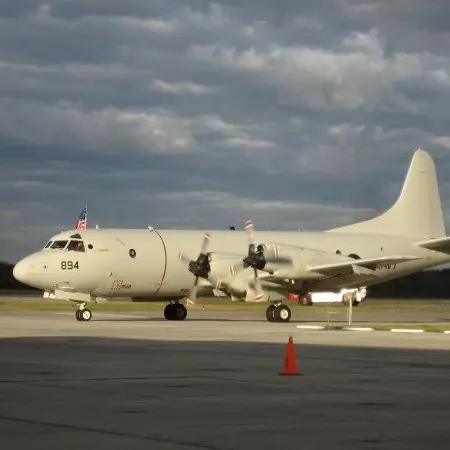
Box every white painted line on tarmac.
[296,325,325,330]
[343,327,374,331]
[444,331,450,334]
[390,328,424,333]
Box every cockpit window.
[44,241,53,249]
[67,240,85,252]
[50,240,68,250]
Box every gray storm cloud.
[1,0,450,262]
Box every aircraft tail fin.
[329,148,446,239]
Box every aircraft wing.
[306,255,423,277]
[417,236,450,254]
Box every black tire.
[266,305,276,322]
[164,304,175,320]
[174,304,187,320]
[81,309,92,321]
[75,310,83,321]
[274,304,291,323]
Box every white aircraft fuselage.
[13,228,449,299]
[12,148,450,322]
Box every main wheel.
[266,305,276,322]
[81,309,92,321]
[174,304,187,320]
[75,308,92,321]
[274,304,291,323]
[164,304,176,320]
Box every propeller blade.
[228,261,247,280]
[181,233,213,306]
[200,233,211,254]
[242,220,267,301]
[178,250,193,264]
[212,276,229,292]
[244,220,256,253]
[187,277,200,306]
[252,268,265,301]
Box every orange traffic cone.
[279,336,301,375]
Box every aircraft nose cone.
[13,259,29,284]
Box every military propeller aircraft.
[13,148,450,323]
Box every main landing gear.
[74,302,92,322]
[164,302,188,321]
[266,303,291,323]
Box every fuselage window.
[50,240,68,250]
[67,240,85,252]
[129,249,136,258]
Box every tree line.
[1,260,449,298]
[0,261,35,290]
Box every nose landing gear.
[74,303,92,321]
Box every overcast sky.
[1,0,450,263]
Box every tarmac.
[1,297,450,449]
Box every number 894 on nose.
[61,261,79,270]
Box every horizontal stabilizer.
[307,255,423,277]
[417,236,450,254]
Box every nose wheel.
[75,303,92,321]
[164,303,188,321]
[266,304,291,323]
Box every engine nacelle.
[261,243,353,281]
